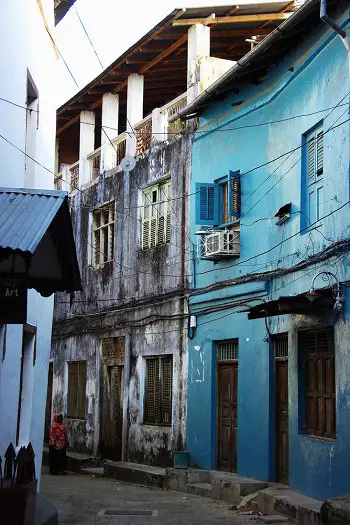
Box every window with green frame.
[141,180,171,249]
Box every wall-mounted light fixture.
[308,271,343,312]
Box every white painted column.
[126,73,144,156]
[101,92,119,171]
[152,108,167,143]
[79,110,95,185]
[187,23,210,103]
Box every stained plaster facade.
[52,135,191,466]
[187,3,350,500]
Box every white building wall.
[0,0,59,485]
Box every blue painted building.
[183,0,350,501]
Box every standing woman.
[49,413,69,475]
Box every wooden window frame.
[92,201,115,268]
[195,170,241,228]
[301,123,324,230]
[144,355,172,427]
[141,180,171,250]
[67,361,87,420]
[299,327,335,440]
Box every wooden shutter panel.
[195,183,218,225]
[68,363,78,418]
[145,358,160,424]
[77,362,86,419]
[161,357,172,425]
[316,130,324,176]
[307,136,315,182]
[228,170,241,219]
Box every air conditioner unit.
[197,230,240,259]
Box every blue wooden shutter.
[195,183,218,225]
[228,170,241,219]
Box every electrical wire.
[73,6,104,70]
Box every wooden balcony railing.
[135,116,152,156]
[87,148,101,181]
[111,133,127,168]
[69,161,79,192]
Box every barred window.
[67,361,86,420]
[299,327,335,439]
[141,181,171,250]
[144,356,172,426]
[92,201,115,267]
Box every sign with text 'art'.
[0,275,27,324]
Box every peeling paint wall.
[52,134,191,465]
[187,5,350,501]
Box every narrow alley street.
[40,468,262,525]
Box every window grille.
[217,340,238,361]
[141,181,171,250]
[144,356,172,426]
[67,361,86,419]
[299,327,335,439]
[92,201,115,267]
[275,335,288,359]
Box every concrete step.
[104,460,166,488]
[80,467,104,478]
[185,482,214,498]
[257,485,323,525]
[42,444,100,473]
[211,472,268,504]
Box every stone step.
[42,444,100,473]
[80,467,105,478]
[257,485,323,525]
[185,482,214,499]
[104,460,166,488]
[211,472,268,504]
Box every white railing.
[135,115,152,155]
[87,147,101,182]
[69,161,79,192]
[111,133,127,168]
[162,92,187,137]
[197,230,240,259]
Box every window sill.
[142,423,172,428]
[300,433,336,443]
[66,417,86,422]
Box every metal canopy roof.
[0,188,81,296]
[57,1,297,138]
[247,288,335,319]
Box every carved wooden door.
[275,335,289,484]
[217,361,238,472]
[102,365,124,461]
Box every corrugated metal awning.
[0,188,81,296]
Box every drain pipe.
[320,0,346,38]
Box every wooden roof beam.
[173,13,293,26]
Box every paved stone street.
[40,467,260,525]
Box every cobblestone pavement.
[40,467,260,525]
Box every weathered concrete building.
[50,2,299,466]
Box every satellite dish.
[120,156,136,172]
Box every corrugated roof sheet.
[0,188,67,254]
[54,0,77,25]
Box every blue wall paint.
[188,6,350,501]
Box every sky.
[54,0,235,106]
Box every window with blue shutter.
[301,123,324,231]
[195,172,241,227]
